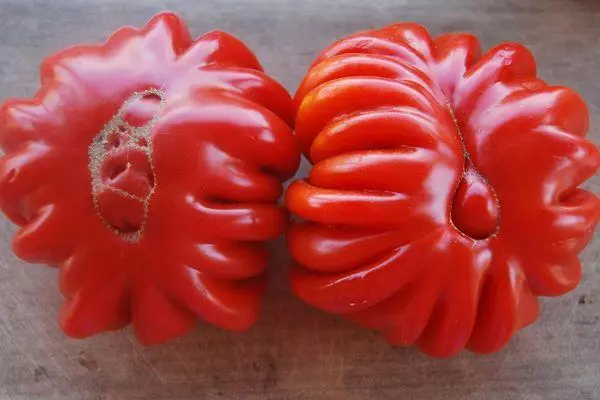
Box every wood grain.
[0,0,598,399]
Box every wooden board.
[0,0,598,398]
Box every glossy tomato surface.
[287,23,600,357]
[0,12,300,344]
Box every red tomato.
[287,23,600,357]
[0,12,300,344]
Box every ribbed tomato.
[287,23,599,357]
[0,13,300,344]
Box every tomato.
[0,12,300,344]
[287,23,600,357]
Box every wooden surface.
[0,0,599,399]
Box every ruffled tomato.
[287,23,599,357]
[0,13,300,344]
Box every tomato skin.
[0,12,300,345]
[287,23,600,357]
